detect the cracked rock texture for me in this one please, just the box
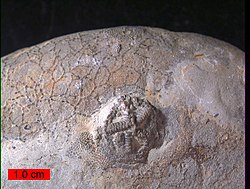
[1,26,244,188]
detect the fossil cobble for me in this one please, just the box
[1,26,244,189]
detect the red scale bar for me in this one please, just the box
[8,169,50,180]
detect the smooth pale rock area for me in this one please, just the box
[1,26,244,189]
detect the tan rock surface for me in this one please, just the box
[1,26,244,188]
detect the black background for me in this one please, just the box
[1,0,245,56]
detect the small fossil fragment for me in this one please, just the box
[66,132,95,158]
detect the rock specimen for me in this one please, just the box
[1,26,244,188]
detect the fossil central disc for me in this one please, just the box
[66,93,164,168]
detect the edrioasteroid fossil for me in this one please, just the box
[66,93,164,168]
[1,26,244,189]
